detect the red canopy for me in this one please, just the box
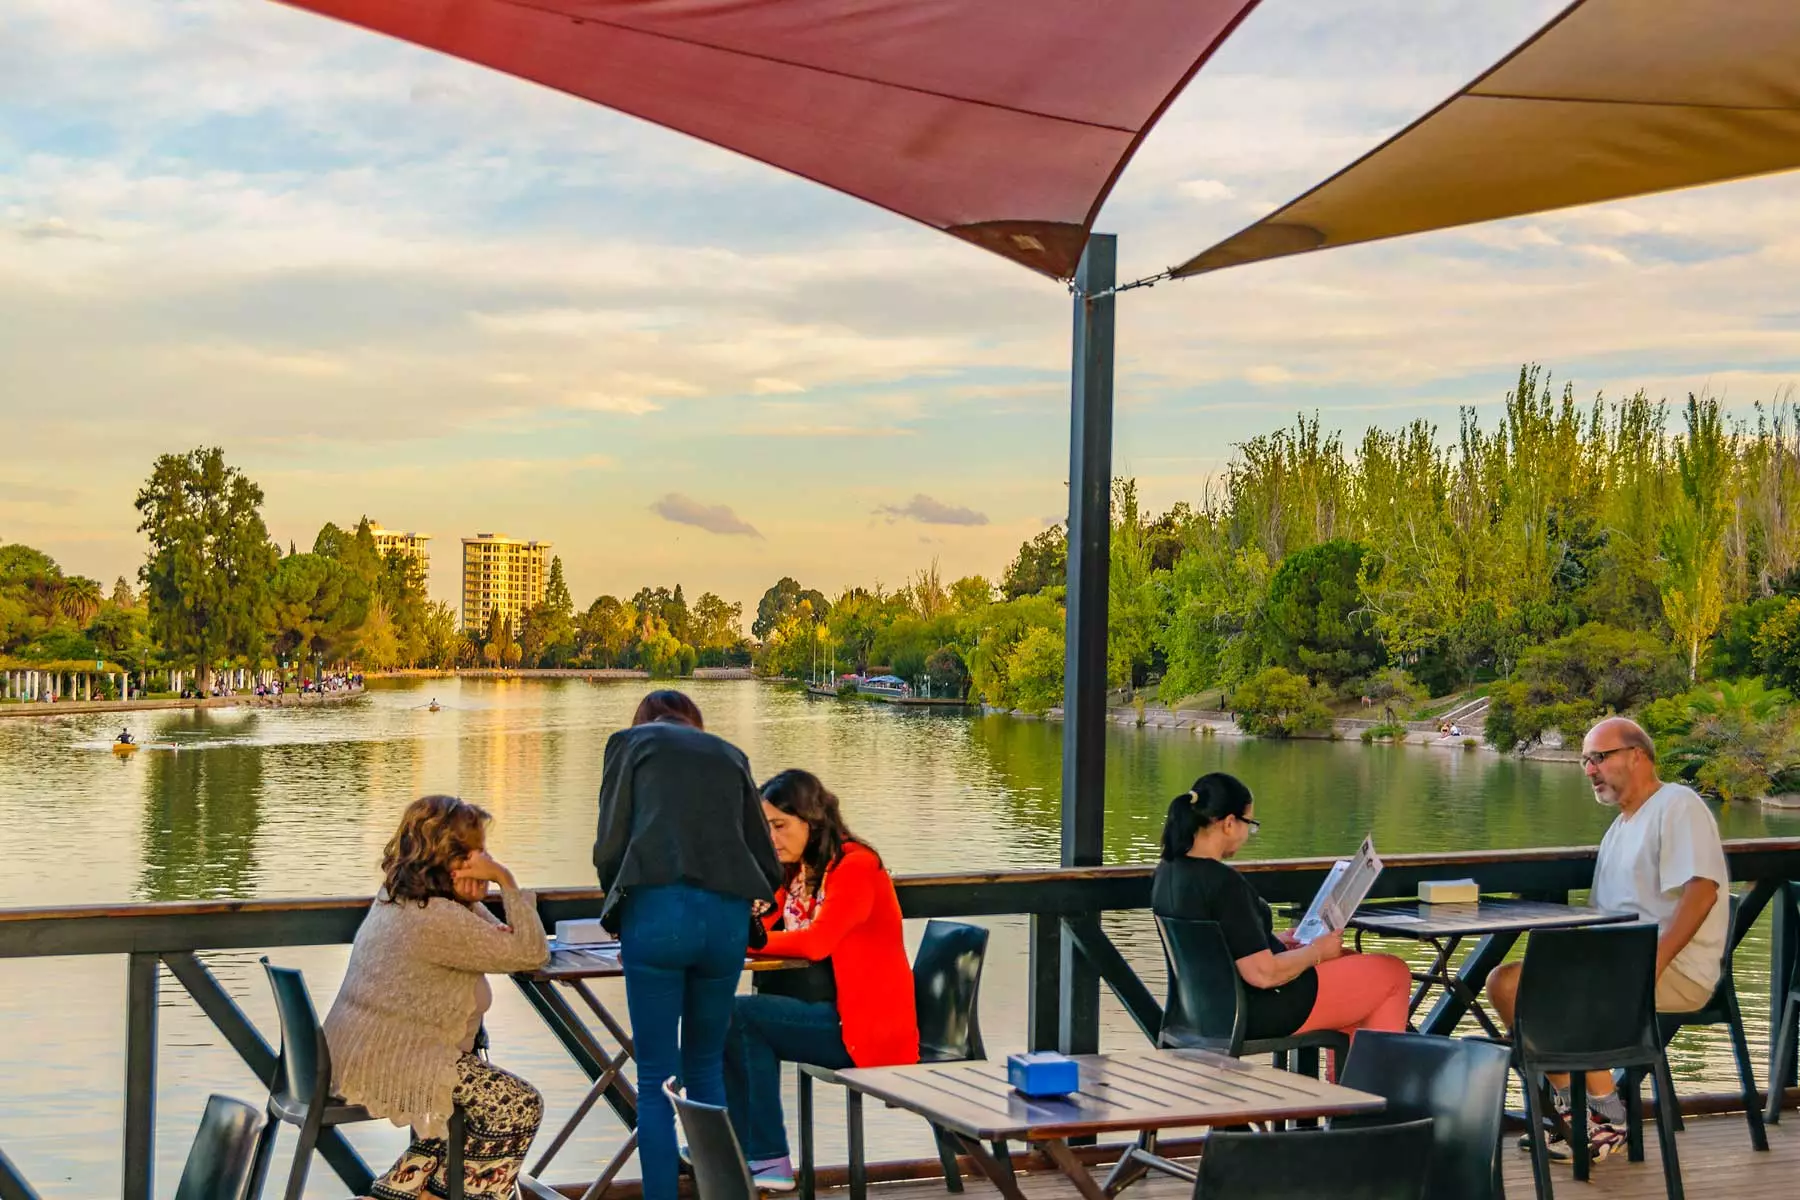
[277,0,1261,279]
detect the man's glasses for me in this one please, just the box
[1580,746,1634,769]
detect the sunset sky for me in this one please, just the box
[5,0,1800,615]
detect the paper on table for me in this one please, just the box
[1292,835,1382,945]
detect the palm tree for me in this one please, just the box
[1661,678,1800,803]
[57,577,102,624]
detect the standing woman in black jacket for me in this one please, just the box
[594,690,784,1200]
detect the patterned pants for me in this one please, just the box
[370,1055,543,1199]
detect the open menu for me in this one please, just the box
[1291,835,1383,945]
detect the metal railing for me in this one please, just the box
[0,839,1795,1200]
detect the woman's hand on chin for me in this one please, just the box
[454,849,518,892]
[452,873,490,904]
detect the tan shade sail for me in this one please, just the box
[276,0,1263,279]
[1175,0,1800,278]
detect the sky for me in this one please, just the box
[3,0,1800,617]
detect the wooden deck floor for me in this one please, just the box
[782,1114,1795,1200]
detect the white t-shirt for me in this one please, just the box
[1591,781,1730,994]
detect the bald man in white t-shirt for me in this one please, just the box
[1487,716,1729,1153]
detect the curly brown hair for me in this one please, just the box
[381,794,491,907]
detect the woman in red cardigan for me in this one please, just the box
[722,769,918,1191]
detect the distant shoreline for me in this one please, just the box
[0,687,366,720]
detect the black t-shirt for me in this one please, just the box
[1151,856,1318,1041]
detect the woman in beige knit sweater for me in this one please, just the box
[325,795,551,1199]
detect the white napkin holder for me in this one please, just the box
[554,918,614,945]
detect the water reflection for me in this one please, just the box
[2,680,1798,1195]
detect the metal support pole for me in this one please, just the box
[124,952,158,1200]
[1057,233,1116,1056]
[1027,913,1062,1052]
[1774,882,1800,1094]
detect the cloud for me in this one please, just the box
[15,217,104,242]
[650,494,762,538]
[1177,179,1234,202]
[563,392,664,416]
[875,494,990,526]
[0,481,79,505]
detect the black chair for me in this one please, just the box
[1334,1031,1511,1200]
[2,1095,265,1200]
[1512,924,1682,1200]
[666,1079,756,1200]
[1155,916,1350,1063]
[798,920,989,1200]
[1105,917,1351,1191]
[1768,929,1800,1125]
[1622,894,1768,1151]
[174,1095,264,1200]
[1192,1118,1436,1200]
[250,958,467,1200]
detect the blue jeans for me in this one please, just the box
[722,993,855,1161]
[619,884,751,1200]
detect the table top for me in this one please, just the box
[523,944,806,981]
[834,1049,1384,1141]
[1349,897,1640,938]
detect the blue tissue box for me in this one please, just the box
[1007,1051,1079,1098]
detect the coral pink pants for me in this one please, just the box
[1293,952,1412,1042]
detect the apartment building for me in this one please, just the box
[369,524,431,581]
[461,533,551,636]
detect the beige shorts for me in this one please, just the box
[1655,964,1713,1013]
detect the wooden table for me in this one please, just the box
[1349,898,1639,1037]
[513,944,803,1200]
[826,1049,1385,1200]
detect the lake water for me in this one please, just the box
[2,678,1795,1195]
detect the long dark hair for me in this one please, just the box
[1159,772,1254,861]
[760,769,876,895]
[382,794,490,906]
[633,689,703,729]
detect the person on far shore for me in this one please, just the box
[723,770,918,1191]
[1152,773,1411,1062]
[324,795,550,1199]
[594,690,784,1200]
[1485,715,1728,1165]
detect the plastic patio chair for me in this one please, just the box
[174,1094,264,1200]
[1622,894,1768,1151]
[666,1078,756,1200]
[1512,924,1683,1200]
[1104,916,1352,1192]
[1334,1030,1511,1200]
[798,920,989,1200]
[1192,1117,1436,1200]
[250,958,467,1200]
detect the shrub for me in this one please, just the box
[1657,678,1800,803]
[1484,623,1683,750]
[1231,666,1332,738]
[1369,720,1407,741]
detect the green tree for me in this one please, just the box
[753,577,830,639]
[1006,625,1065,714]
[1002,525,1066,599]
[536,557,577,665]
[356,594,402,670]
[1157,537,1271,702]
[1231,666,1332,737]
[1261,539,1382,688]
[1660,395,1732,681]
[134,448,277,694]
[269,553,357,667]
[1484,623,1683,749]
[421,601,460,669]
[949,575,996,611]
[690,592,745,663]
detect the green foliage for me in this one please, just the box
[753,577,829,639]
[966,594,1063,709]
[1261,539,1383,687]
[1002,525,1066,599]
[1005,625,1065,714]
[1712,595,1789,680]
[1652,678,1800,803]
[1752,596,1800,693]
[1368,720,1407,741]
[135,447,277,692]
[1231,666,1332,738]
[1484,623,1683,749]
